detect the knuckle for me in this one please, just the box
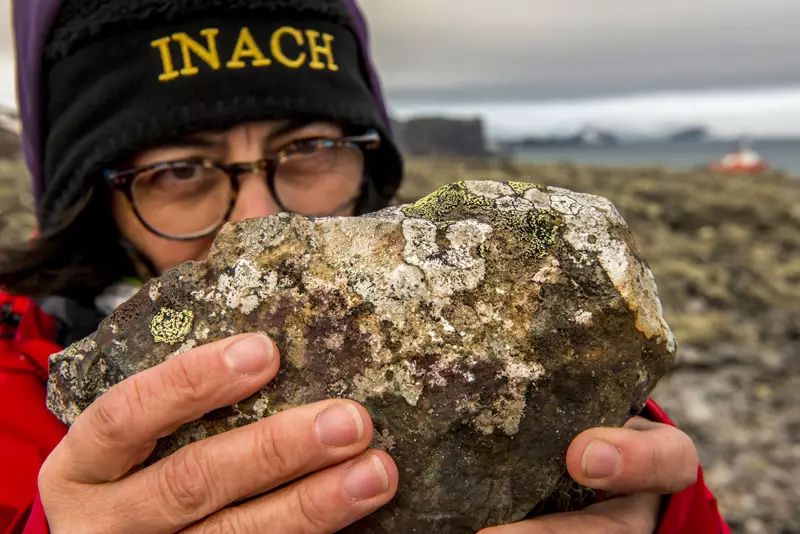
[292,483,334,532]
[157,445,216,519]
[646,429,699,492]
[90,386,139,445]
[643,440,664,484]
[161,353,208,403]
[199,509,254,534]
[252,422,301,478]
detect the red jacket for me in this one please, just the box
[1,293,730,534]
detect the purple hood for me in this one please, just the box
[12,0,392,205]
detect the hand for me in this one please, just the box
[480,417,699,534]
[39,333,398,533]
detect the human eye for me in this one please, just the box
[283,140,338,170]
[135,162,222,198]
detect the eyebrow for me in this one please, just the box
[158,121,315,151]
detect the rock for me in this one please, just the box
[47,181,676,533]
[393,117,490,158]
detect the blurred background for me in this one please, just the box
[2,1,800,533]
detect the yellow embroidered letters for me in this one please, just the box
[151,26,338,81]
[227,27,272,69]
[271,26,307,69]
[305,30,339,71]
[151,37,179,82]
[173,29,221,76]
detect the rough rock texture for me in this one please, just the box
[48,181,676,533]
[398,159,800,534]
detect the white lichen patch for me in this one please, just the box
[472,355,546,436]
[522,186,556,210]
[195,323,211,341]
[251,397,270,418]
[173,339,197,357]
[494,195,534,214]
[426,351,461,387]
[549,194,583,217]
[148,281,161,302]
[317,218,416,325]
[49,337,97,373]
[325,332,345,351]
[463,180,514,198]
[46,380,83,426]
[387,264,426,301]
[575,310,594,326]
[192,259,279,315]
[372,428,397,451]
[47,337,101,425]
[533,258,563,284]
[547,186,676,353]
[353,361,424,406]
[440,317,456,333]
[111,338,128,354]
[402,219,492,297]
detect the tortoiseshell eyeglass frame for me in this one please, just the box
[103,130,381,241]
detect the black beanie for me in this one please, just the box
[41,0,403,230]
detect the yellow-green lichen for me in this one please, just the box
[151,307,195,344]
[496,210,563,257]
[402,181,562,258]
[507,182,541,195]
[402,181,471,222]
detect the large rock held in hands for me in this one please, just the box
[47,181,676,533]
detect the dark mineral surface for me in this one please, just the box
[48,181,676,532]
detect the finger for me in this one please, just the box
[565,418,699,494]
[113,399,375,532]
[478,492,661,534]
[185,451,398,534]
[47,333,280,484]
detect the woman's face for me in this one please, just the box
[112,120,355,275]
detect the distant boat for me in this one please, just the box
[707,142,769,174]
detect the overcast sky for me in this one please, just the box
[4,0,800,136]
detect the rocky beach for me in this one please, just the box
[1,149,798,533]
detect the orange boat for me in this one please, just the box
[708,144,769,173]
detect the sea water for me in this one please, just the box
[511,140,800,176]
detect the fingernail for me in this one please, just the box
[315,403,364,447]
[582,440,623,479]
[223,334,274,375]
[343,455,389,500]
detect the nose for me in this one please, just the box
[228,171,281,222]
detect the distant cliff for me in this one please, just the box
[392,117,489,157]
[499,126,619,151]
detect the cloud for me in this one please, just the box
[3,0,800,136]
[392,86,800,138]
[359,0,800,103]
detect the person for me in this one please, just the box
[0,1,729,533]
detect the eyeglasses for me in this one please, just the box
[104,130,381,241]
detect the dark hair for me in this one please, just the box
[0,188,137,300]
